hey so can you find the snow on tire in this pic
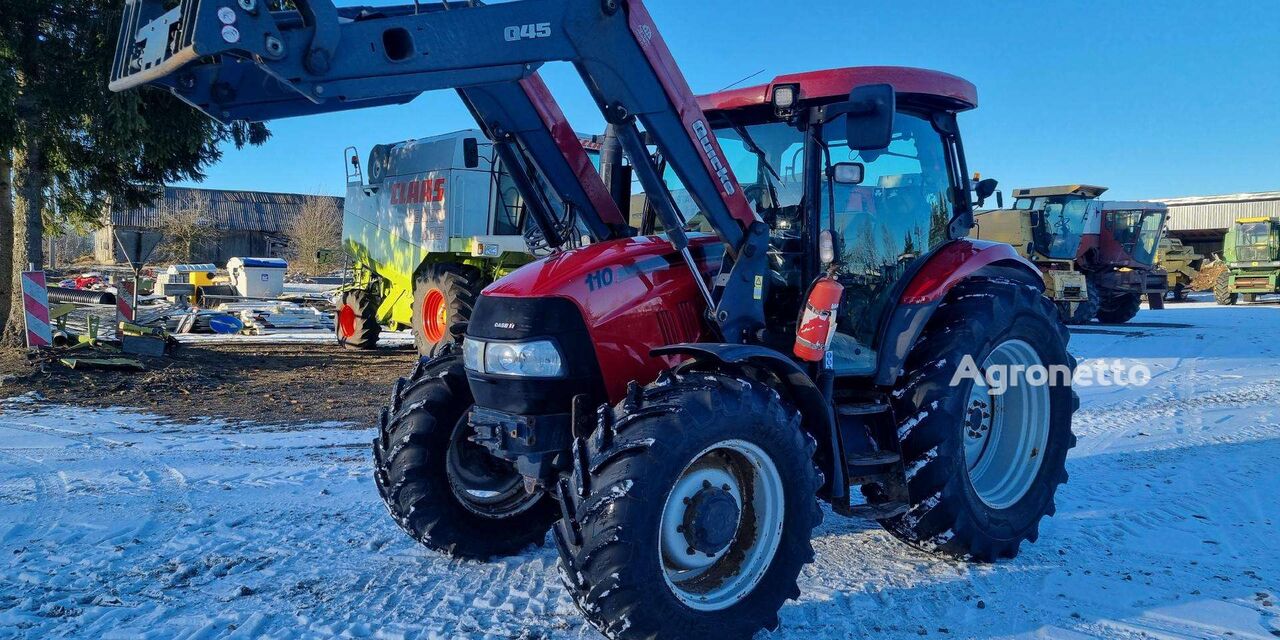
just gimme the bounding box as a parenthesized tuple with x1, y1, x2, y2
(554, 372, 822, 640)
(372, 356, 557, 560)
(877, 276, 1077, 561)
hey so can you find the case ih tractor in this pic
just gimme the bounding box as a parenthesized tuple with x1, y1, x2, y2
(1008, 185, 1169, 324)
(111, 1, 1077, 637)
(1215, 216, 1280, 305)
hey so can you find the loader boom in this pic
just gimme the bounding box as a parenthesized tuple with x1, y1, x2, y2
(113, 0, 769, 337)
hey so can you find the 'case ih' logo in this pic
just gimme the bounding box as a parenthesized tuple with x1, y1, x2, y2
(692, 120, 735, 196)
(390, 178, 446, 205)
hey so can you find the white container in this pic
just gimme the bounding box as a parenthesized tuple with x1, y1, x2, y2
(227, 257, 287, 298)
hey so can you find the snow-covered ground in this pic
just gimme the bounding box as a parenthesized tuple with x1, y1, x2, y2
(2, 302, 1278, 639)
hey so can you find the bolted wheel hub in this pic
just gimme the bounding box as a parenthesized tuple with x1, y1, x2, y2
(682, 482, 741, 556)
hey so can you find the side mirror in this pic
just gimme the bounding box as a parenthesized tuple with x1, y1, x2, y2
(842, 84, 896, 151)
(974, 178, 999, 207)
(829, 162, 865, 185)
(462, 138, 480, 169)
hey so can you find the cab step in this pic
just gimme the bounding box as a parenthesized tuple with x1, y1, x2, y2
(848, 501, 909, 520)
(846, 451, 901, 467)
(837, 402, 890, 416)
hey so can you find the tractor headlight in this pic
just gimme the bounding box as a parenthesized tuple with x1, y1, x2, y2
(463, 337, 564, 378)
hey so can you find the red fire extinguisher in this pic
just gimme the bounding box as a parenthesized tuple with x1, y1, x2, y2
(794, 275, 844, 362)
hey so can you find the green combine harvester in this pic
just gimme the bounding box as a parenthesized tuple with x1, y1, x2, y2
(334, 129, 548, 356)
(1216, 216, 1280, 305)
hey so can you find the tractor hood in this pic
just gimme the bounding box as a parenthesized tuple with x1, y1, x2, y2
(479, 234, 725, 402)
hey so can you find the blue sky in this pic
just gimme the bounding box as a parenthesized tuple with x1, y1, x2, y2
(178, 0, 1280, 200)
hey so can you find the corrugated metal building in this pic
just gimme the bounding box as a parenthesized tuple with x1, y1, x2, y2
(1147, 191, 1280, 256)
(94, 187, 343, 265)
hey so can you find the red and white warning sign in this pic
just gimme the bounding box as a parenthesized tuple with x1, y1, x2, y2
(117, 280, 136, 322)
(21, 270, 53, 349)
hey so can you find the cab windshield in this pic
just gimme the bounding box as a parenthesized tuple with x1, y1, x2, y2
(1235, 221, 1278, 262)
(666, 121, 805, 234)
(1109, 210, 1164, 265)
(1034, 200, 1089, 260)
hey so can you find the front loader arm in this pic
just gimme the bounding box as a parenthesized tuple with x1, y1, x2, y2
(113, 0, 767, 339)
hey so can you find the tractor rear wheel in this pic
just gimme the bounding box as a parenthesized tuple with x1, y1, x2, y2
(413, 263, 485, 358)
(1096, 292, 1142, 324)
(372, 356, 557, 560)
(336, 290, 380, 350)
(554, 372, 822, 640)
(1215, 272, 1237, 305)
(876, 277, 1076, 561)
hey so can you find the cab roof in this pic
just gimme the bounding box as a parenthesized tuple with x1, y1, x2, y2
(697, 66, 979, 114)
(1014, 185, 1110, 199)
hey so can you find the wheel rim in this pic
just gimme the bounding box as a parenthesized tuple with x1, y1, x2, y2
(659, 440, 785, 611)
(337, 304, 357, 339)
(962, 339, 1052, 510)
(444, 415, 542, 518)
(422, 289, 448, 344)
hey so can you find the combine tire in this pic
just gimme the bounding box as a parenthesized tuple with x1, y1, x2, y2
(413, 263, 484, 357)
(1064, 280, 1099, 325)
(1096, 292, 1142, 324)
(554, 372, 822, 639)
(1169, 283, 1187, 302)
(1214, 272, 1237, 305)
(336, 290, 380, 349)
(372, 356, 557, 560)
(875, 277, 1076, 561)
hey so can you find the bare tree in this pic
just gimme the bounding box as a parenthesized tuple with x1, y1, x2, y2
(159, 190, 219, 264)
(283, 195, 342, 276)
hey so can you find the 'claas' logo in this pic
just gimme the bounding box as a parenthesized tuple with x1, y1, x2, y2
(391, 178, 446, 205)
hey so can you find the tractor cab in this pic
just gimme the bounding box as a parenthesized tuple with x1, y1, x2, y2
(663, 67, 982, 375)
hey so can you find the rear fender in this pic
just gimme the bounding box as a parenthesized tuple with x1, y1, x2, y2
(651, 343, 846, 500)
(875, 240, 1043, 387)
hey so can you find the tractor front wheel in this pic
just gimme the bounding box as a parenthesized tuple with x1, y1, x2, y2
(373, 357, 557, 559)
(413, 263, 485, 357)
(336, 290, 380, 350)
(555, 372, 822, 640)
(1096, 292, 1142, 324)
(877, 277, 1076, 561)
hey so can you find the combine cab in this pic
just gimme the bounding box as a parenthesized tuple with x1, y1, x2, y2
(1216, 217, 1280, 305)
(1005, 185, 1167, 324)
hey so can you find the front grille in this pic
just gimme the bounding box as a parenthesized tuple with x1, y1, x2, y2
(465, 295, 606, 415)
(1063, 286, 1083, 299)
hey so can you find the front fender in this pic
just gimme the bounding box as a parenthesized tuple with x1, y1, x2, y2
(875, 239, 1044, 386)
(651, 343, 846, 500)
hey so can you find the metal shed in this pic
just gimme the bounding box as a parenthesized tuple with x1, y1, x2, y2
(1146, 191, 1280, 256)
(94, 187, 343, 266)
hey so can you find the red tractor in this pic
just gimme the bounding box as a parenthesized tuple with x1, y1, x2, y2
(112, 1, 1077, 637)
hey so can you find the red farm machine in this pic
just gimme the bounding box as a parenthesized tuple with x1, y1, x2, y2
(111, 1, 1078, 637)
